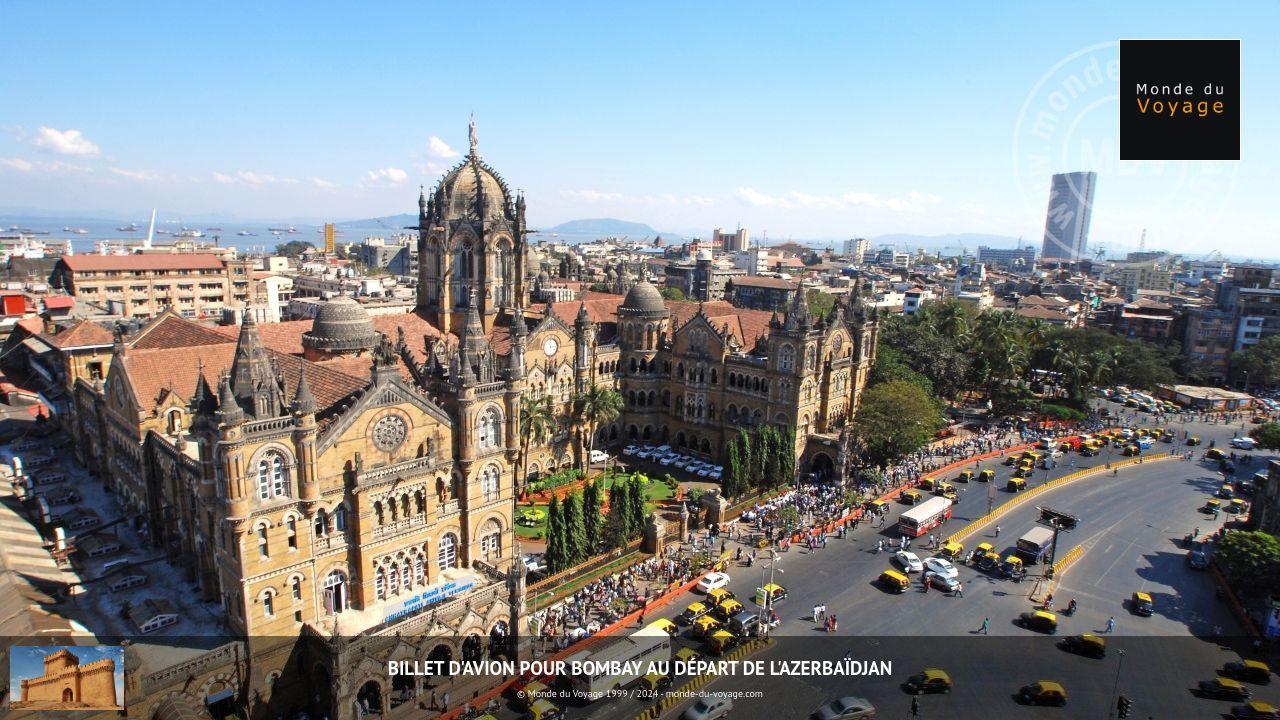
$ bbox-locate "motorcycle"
[1065,600,1078,616]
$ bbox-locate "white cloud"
[111,167,161,181]
[310,177,335,189]
[417,162,448,177]
[0,158,33,171]
[211,171,235,184]
[426,136,460,159]
[237,170,296,186]
[562,189,623,203]
[559,189,714,208]
[735,187,914,211]
[33,127,100,156]
[366,167,408,185]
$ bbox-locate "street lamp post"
[757,551,781,637]
[1107,648,1126,719]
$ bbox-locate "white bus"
[898,496,953,538]
[569,624,671,701]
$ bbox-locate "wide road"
[501,405,1274,719]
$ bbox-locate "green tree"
[738,429,754,494]
[582,481,603,556]
[869,345,936,396]
[1249,422,1280,451]
[660,286,686,301]
[562,490,587,566]
[806,289,835,318]
[573,384,625,471]
[762,425,782,487]
[274,240,315,257]
[852,379,945,469]
[779,427,796,485]
[517,394,556,491]
[626,474,646,539]
[723,439,743,500]
[545,495,566,573]
[604,480,630,549]
[1214,530,1280,599]
[1230,335,1280,388]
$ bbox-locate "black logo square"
[1120,39,1239,160]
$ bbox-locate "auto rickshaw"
[1007,477,1027,492]
[714,598,745,622]
[1123,444,1141,456]
[957,469,974,483]
[939,540,964,560]
[681,601,711,623]
[706,587,735,606]
[978,469,996,482]
[705,629,739,655]
[1203,499,1223,514]
[1229,498,1249,514]
[1187,436,1202,446]
[918,477,937,492]
[977,551,1001,573]
[1001,554,1025,579]
[1131,591,1154,616]
[690,615,721,639]
[637,671,673,693]
[647,618,680,636]
[525,699,565,720]
[1060,633,1106,658]
[901,489,923,505]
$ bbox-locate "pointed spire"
[192,360,217,414]
[292,359,316,415]
[510,305,528,339]
[418,185,427,216]
[785,284,811,332]
[576,298,590,326]
[229,309,284,419]
[217,374,244,427]
[464,287,484,339]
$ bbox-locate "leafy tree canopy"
[852,379,946,469]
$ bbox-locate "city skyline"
[0,2,1275,256]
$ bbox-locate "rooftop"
[59,253,225,272]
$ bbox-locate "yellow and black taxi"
[918,477,938,492]
[704,628,740,655]
[675,646,701,664]
[1059,633,1106,658]
[957,469,974,483]
[902,668,952,695]
[525,698,565,720]
[1131,591,1154,617]
[681,601,712,624]
[518,681,550,710]
[978,469,996,482]
[1206,447,1226,460]
[1218,484,1236,499]
[936,483,959,500]
[901,489,923,505]
[1204,499,1223,514]
[1161,430,1176,443]
[939,540,965,560]
[1007,477,1028,491]
[1187,436,1202,446]
[866,499,887,516]
[689,614,722,639]
[1123,444,1141,456]
[1017,610,1058,634]
[1230,498,1249,514]
[647,618,680,636]
[977,550,1001,573]
[638,671,673,693]
[1018,680,1067,706]
[756,583,788,606]
[706,587,735,607]
[1223,660,1273,685]
[879,568,911,593]
[1230,701,1280,720]
[1198,676,1252,701]
[1004,453,1023,467]
[714,598,745,622]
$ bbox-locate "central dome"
[303,296,378,356]
[621,280,666,313]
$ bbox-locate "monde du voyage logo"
[1120,39,1240,160]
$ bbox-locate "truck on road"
[1015,526,1055,564]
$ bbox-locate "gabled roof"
[668,300,773,351]
[129,312,236,350]
[44,320,114,349]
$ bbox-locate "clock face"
[543,337,559,357]
[372,415,408,451]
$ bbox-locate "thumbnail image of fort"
[10,647,122,710]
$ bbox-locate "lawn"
[514,472,682,540]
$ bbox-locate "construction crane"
[1093,245,1107,262]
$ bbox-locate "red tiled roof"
[60,253,225,272]
[43,296,75,310]
[44,320,114,349]
[668,300,773,349]
[16,317,43,335]
[545,292,626,325]
[1015,305,1070,321]
[212,319,310,354]
[129,313,235,350]
[732,276,796,290]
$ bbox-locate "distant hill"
[545,218,659,236]
[336,214,416,229]
[871,233,1026,251]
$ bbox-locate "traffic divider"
[631,638,774,720]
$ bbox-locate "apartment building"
[50,254,255,320]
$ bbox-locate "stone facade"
[17,649,118,708]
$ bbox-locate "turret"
[217,375,244,428]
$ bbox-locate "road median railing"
[630,637,774,720]
[946,451,1177,547]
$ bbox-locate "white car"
[923,557,958,579]
[815,696,877,720]
[589,450,609,464]
[696,572,731,593]
[697,465,716,478]
[686,461,706,473]
[659,454,679,466]
[894,551,923,573]
[683,696,733,720]
[656,444,672,454]
[622,445,639,456]
[673,456,691,469]
[709,467,723,480]
[1230,437,1256,450]
[636,448,654,460]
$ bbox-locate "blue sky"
[0,2,1276,255]
[9,645,125,705]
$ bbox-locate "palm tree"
[517,394,555,491]
[930,300,972,344]
[573,384,624,473]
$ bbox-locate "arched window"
[710,369,717,385]
[805,345,816,370]
[262,589,275,618]
[322,570,347,613]
[414,556,425,585]
[167,409,182,434]
[778,345,795,372]
[291,576,302,600]
[389,564,400,595]
[480,519,502,560]
[256,452,290,500]
[314,509,329,537]
[257,524,269,558]
[481,465,500,501]
[375,568,386,600]
[458,241,474,280]
[438,533,459,571]
[334,505,347,531]
[477,407,501,450]
[402,558,413,590]
[286,516,297,549]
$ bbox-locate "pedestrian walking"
[813,605,821,623]
[980,617,989,634]
[1105,616,1115,633]
[430,691,438,710]
[442,692,450,713]
[819,605,827,622]
[994,525,1001,538]
[955,582,963,598]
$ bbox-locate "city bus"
[897,496,953,538]
[569,624,671,701]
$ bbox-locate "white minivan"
[589,450,609,464]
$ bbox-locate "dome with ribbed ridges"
[302,296,378,354]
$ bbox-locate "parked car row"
[621,445,723,479]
